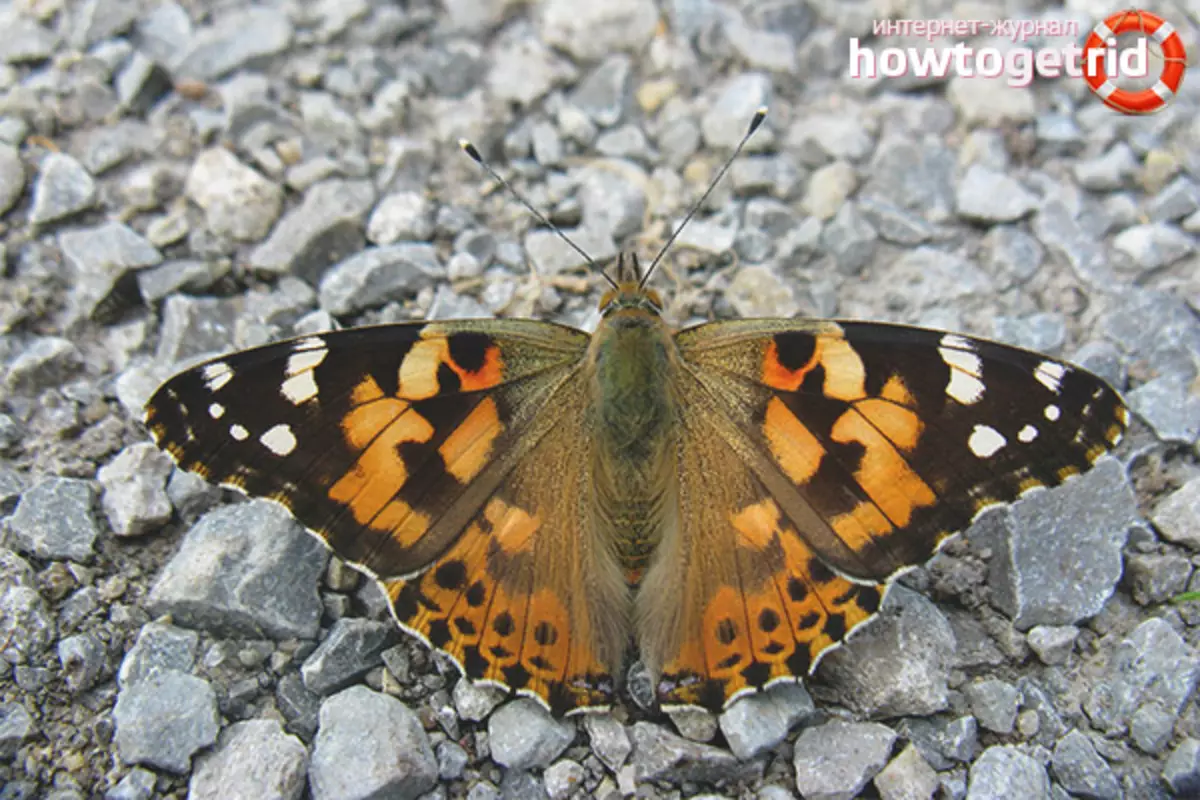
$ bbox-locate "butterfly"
[143,109,1127,716]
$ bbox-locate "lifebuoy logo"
[1082,10,1187,114]
[850,9,1188,114]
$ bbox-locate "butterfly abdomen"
[588,310,680,584]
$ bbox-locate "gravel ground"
[0,0,1199,798]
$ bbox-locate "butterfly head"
[599,252,664,316]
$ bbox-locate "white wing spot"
[968,424,1006,457]
[208,402,225,419]
[230,424,249,441]
[286,347,327,375]
[260,423,297,456]
[1018,424,1038,443]
[293,335,327,352]
[1034,360,1067,393]
[939,346,985,405]
[202,362,233,392]
[1044,404,1061,421]
[281,371,318,405]
[939,333,973,351]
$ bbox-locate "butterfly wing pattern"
[146,319,632,711]
[638,318,1127,709]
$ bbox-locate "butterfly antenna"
[640,106,768,289]
[458,139,619,290]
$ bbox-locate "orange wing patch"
[657,496,883,710]
[399,329,506,399]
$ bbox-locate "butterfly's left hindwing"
[642,318,1127,710]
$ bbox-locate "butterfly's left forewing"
[643,318,1127,710]
[146,319,629,712]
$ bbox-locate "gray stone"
[583,713,631,772]
[577,161,646,243]
[185,149,283,242]
[1154,477,1200,549]
[1031,200,1113,286]
[176,7,292,81]
[802,160,857,220]
[985,226,1044,286]
[820,202,878,275]
[725,12,796,72]
[1084,618,1200,736]
[58,632,105,693]
[0,144,25,217]
[544,759,586,800]
[991,313,1066,355]
[4,336,81,392]
[984,458,1138,629]
[572,55,630,126]
[97,443,174,537]
[1026,625,1076,666]
[1070,340,1126,393]
[702,72,773,150]
[452,675,505,722]
[488,698,575,770]
[947,79,1034,125]
[539,0,658,61]
[666,707,717,742]
[276,671,321,740]
[104,767,157,800]
[524,225,616,275]
[793,719,897,800]
[137,259,229,305]
[820,586,954,718]
[725,264,801,318]
[1163,738,1200,796]
[301,618,398,695]
[189,719,308,800]
[873,743,939,800]
[595,125,649,160]
[956,164,1039,223]
[1126,552,1192,605]
[787,109,873,164]
[966,745,1049,799]
[309,685,437,800]
[113,669,220,773]
[965,679,1018,735]
[485,36,572,107]
[1129,699,1176,754]
[719,682,815,760]
[530,121,564,167]
[118,622,198,687]
[0,702,35,758]
[59,221,163,321]
[857,196,934,245]
[7,478,99,563]
[366,191,434,244]
[424,738,464,782]
[628,721,751,785]
[0,12,58,63]
[115,51,172,114]
[1127,374,1200,444]
[1050,730,1119,800]
[152,295,238,365]
[0,549,55,663]
[1073,143,1138,191]
[861,138,956,223]
[1112,222,1194,272]
[300,92,363,153]
[248,179,376,284]
[148,500,328,640]
[318,243,443,316]
[1148,176,1200,222]
[29,153,95,226]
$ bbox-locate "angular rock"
[59,221,163,321]
[1051,729,1120,800]
[820,586,955,718]
[118,622,199,687]
[966,745,1048,799]
[0,12,58,63]
[29,152,95,226]
[873,743,939,800]
[4,336,81,392]
[1026,625,1076,666]
[578,161,646,242]
[1126,374,1200,444]
[0,144,25,218]
[583,713,631,772]
[1164,738,1200,796]
[308,685,437,800]
[702,72,773,150]
[628,721,753,785]
[176,7,293,81]
[965,679,1018,735]
[58,632,106,693]
[544,758,586,800]
[104,767,158,800]
[571,54,631,126]
[1112,222,1194,272]
[983,458,1139,629]
[0,702,35,758]
[7,478,100,562]
[0,549,55,663]
[97,443,174,537]
[539,0,658,61]
[365,191,434,244]
[148,500,328,640]
[318,243,442,316]
[955,164,1039,222]
[488,698,575,770]
[1126,552,1192,606]
[189,719,308,800]
[113,669,220,773]
[186,149,283,242]
[301,618,398,696]
[1153,477,1200,549]
[793,719,897,800]
[719,683,815,760]
[248,179,376,284]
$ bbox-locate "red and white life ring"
[1082,9,1187,114]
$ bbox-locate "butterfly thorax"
[588,286,678,586]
